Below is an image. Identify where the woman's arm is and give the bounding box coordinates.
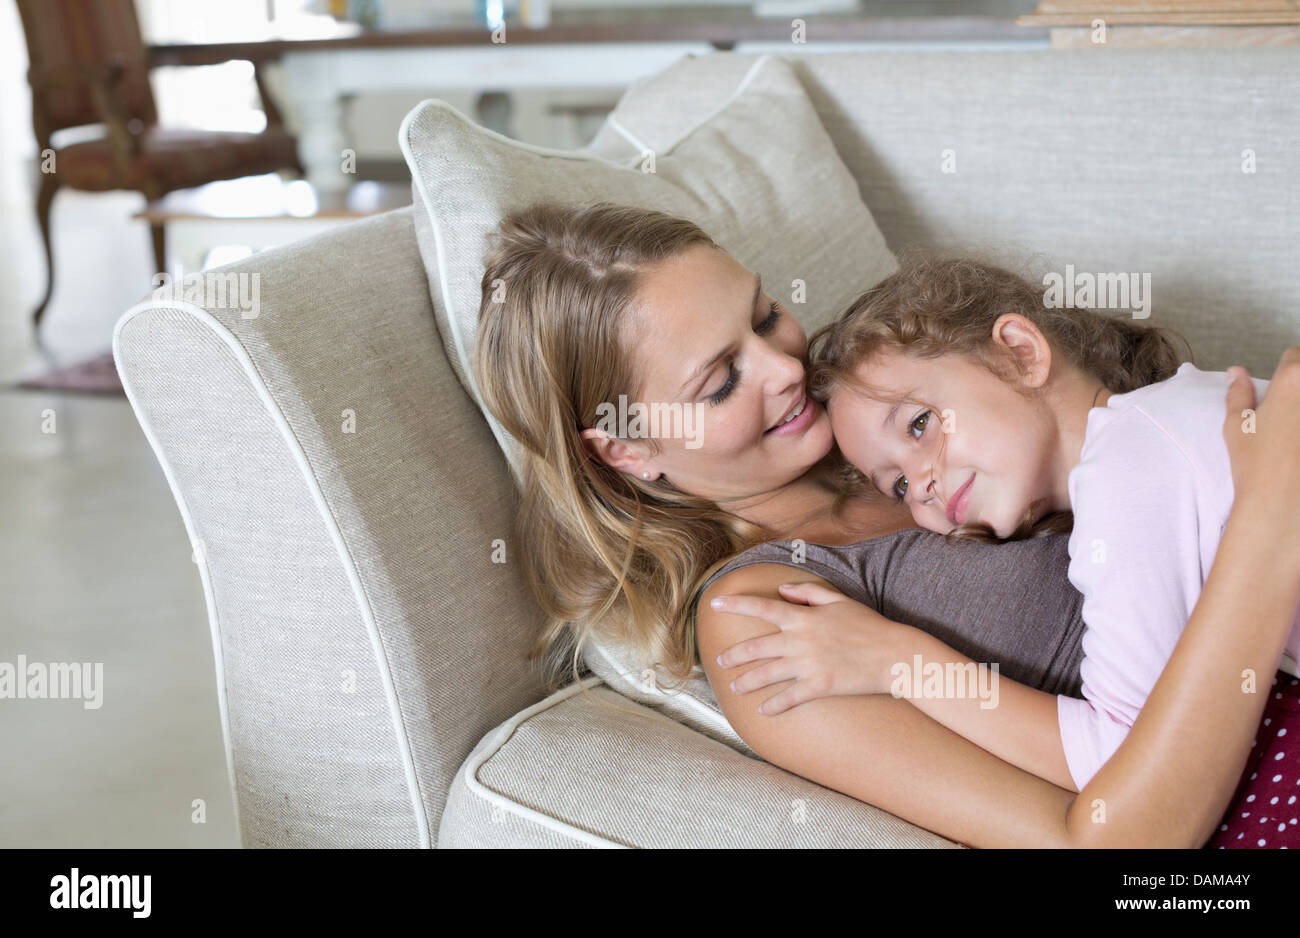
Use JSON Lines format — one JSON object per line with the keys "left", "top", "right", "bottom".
{"left": 698, "top": 344, "right": 1300, "bottom": 848}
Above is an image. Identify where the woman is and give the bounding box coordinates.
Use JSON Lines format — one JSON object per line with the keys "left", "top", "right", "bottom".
{"left": 473, "top": 199, "right": 1300, "bottom": 847}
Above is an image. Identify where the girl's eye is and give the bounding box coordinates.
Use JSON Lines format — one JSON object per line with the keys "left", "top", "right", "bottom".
{"left": 707, "top": 363, "right": 740, "bottom": 406}
{"left": 891, "top": 410, "right": 932, "bottom": 500}
{"left": 754, "top": 300, "right": 782, "bottom": 336}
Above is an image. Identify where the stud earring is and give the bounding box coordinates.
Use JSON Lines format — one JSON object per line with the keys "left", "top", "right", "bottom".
{"left": 642, "top": 471, "right": 651, "bottom": 479}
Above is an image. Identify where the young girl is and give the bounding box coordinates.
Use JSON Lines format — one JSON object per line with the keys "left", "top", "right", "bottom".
{"left": 711, "top": 256, "right": 1300, "bottom": 847}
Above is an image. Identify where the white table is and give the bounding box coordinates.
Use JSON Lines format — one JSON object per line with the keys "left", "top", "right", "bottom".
{"left": 148, "top": 13, "right": 1045, "bottom": 192}
{"left": 280, "top": 41, "right": 715, "bottom": 191}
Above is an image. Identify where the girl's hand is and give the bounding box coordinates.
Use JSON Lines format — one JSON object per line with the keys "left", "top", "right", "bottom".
{"left": 1224, "top": 347, "right": 1300, "bottom": 552}
{"left": 709, "top": 581, "right": 915, "bottom": 715}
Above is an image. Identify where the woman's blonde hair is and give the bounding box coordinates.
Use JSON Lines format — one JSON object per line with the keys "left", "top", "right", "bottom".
{"left": 807, "top": 253, "right": 1193, "bottom": 542}
{"left": 474, "top": 201, "right": 776, "bottom": 700}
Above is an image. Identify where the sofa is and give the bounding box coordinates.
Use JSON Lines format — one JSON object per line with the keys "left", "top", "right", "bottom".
{"left": 113, "top": 47, "right": 1300, "bottom": 848}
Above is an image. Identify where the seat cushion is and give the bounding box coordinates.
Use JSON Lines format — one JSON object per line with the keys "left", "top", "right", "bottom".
{"left": 400, "top": 52, "right": 896, "bottom": 473}
{"left": 54, "top": 126, "right": 299, "bottom": 194}
{"left": 439, "top": 677, "right": 962, "bottom": 848}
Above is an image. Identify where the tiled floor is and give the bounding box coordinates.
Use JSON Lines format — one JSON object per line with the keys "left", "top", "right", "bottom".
{"left": 3, "top": 190, "right": 157, "bottom": 383}
{"left": 0, "top": 388, "right": 239, "bottom": 847}
{"left": 1, "top": 126, "right": 242, "bottom": 846}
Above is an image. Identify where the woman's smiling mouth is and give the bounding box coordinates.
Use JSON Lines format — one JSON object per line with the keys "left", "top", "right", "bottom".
{"left": 765, "top": 393, "right": 814, "bottom": 436}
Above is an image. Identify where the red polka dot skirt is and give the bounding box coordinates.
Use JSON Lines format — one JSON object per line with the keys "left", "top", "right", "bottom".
{"left": 1207, "top": 670, "right": 1300, "bottom": 849}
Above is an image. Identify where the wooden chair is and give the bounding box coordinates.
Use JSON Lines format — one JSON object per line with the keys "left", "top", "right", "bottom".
{"left": 16, "top": 0, "right": 304, "bottom": 330}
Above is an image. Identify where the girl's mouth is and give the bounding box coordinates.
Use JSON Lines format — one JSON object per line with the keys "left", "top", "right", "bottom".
{"left": 946, "top": 473, "right": 975, "bottom": 525}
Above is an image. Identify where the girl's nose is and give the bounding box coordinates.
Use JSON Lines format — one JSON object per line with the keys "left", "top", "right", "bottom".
{"left": 905, "top": 461, "right": 937, "bottom": 505}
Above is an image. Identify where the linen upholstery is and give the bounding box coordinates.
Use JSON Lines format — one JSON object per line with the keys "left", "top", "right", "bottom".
{"left": 115, "top": 47, "right": 1300, "bottom": 849}
{"left": 114, "top": 208, "right": 548, "bottom": 847}
{"left": 400, "top": 53, "right": 897, "bottom": 474}
{"left": 588, "top": 48, "right": 1300, "bottom": 380}
{"left": 438, "top": 679, "right": 959, "bottom": 848}
{"left": 115, "top": 305, "right": 416, "bottom": 847}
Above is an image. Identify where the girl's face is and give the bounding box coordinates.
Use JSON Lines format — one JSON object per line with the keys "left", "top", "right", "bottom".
{"left": 826, "top": 348, "right": 1061, "bottom": 537}
{"left": 584, "top": 243, "right": 835, "bottom": 504}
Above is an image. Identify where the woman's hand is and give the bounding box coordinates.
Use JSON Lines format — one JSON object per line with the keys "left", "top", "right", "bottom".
{"left": 1224, "top": 347, "right": 1300, "bottom": 554}
{"left": 709, "top": 581, "right": 916, "bottom": 715}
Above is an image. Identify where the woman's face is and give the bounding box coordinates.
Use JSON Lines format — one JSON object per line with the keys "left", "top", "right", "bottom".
{"left": 825, "top": 349, "right": 1060, "bottom": 537}
{"left": 600, "top": 243, "right": 834, "bottom": 505}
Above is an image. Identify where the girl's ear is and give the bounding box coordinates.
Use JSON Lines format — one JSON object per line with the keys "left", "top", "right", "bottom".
{"left": 990, "top": 313, "right": 1052, "bottom": 388}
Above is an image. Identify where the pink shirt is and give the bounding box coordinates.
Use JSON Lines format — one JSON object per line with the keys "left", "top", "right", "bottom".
{"left": 1058, "top": 362, "right": 1300, "bottom": 790}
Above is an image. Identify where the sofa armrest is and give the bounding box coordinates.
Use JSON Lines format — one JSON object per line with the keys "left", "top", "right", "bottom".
{"left": 113, "top": 206, "right": 549, "bottom": 847}
{"left": 440, "top": 677, "right": 961, "bottom": 848}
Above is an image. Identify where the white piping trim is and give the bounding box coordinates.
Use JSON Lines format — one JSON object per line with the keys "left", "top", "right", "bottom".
{"left": 603, "top": 115, "right": 651, "bottom": 156}
{"left": 656, "top": 54, "right": 772, "bottom": 156}
{"left": 460, "top": 675, "right": 628, "bottom": 848}
{"left": 587, "top": 640, "right": 740, "bottom": 743}
{"left": 112, "top": 299, "right": 431, "bottom": 848}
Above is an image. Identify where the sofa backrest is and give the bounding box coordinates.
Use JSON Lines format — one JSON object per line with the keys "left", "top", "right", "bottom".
{"left": 590, "top": 47, "right": 1300, "bottom": 379}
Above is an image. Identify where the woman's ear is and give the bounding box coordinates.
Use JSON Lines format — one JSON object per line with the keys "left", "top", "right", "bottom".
{"left": 990, "top": 313, "right": 1052, "bottom": 388}
{"left": 579, "top": 427, "right": 654, "bottom": 479}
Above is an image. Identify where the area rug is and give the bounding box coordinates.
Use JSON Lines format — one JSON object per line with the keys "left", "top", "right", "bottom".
{"left": 14, "top": 351, "right": 125, "bottom": 396}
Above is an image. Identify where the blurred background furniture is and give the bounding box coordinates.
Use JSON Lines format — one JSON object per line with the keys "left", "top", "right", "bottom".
{"left": 149, "top": 2, "right": 1049, "bottom": 192}
{"left": 1018, "top": 0, "right": 1300, "bottom": 47}
{"left": 112, "top": 46, "right": 1300, "bottom": 847}
{"left": 16, "top": 0, "right": 303, "bottom": 331}
{"left": 134, "top": 174, "right": 409, "bottom": 276}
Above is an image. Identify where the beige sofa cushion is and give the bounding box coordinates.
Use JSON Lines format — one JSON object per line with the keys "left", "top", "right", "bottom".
{"left": 438, "top": 677, "right": 961, "bottom": 847}
{"left": 591, "top": 49, "right": 1300, "bottom": 379}
{"left": 400, "top": 52, "right": 896, "bottom": 474}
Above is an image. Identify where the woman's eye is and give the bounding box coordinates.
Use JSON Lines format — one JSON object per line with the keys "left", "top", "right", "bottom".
{"left": 754, "top": 300, "right": 782, "bottom": 336}
{"left": 892, "top": 475, "right": 909, "bottom": 502}
{"left": 707, "top": 363, "right": 740, "bottom": 406}
{"left": 909, "top": 410, "right": 931, "bottom": 439}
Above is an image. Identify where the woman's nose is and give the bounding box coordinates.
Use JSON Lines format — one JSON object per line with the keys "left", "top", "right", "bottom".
{"left": 756, "top": 341, "right": 805, "bottom": 394}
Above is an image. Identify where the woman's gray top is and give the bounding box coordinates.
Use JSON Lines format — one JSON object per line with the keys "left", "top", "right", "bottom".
{"left": 696, "top": 528, "right": 1086, "bottom": 699}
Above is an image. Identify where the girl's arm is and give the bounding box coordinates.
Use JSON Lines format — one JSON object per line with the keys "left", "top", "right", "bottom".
{"left": 701, "top": 563, "right": 1087, "bottom": 848}
{"left": 887, "top": 630, "right": 1077, "bottom": 792}
{"left": 699, "top": 350, "right": 1300, "bottom": 847}
{"left": 714, "top": 581, "right": 1078, "bottom": 790}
